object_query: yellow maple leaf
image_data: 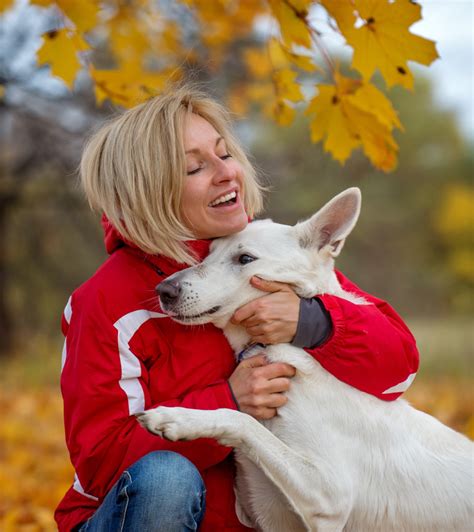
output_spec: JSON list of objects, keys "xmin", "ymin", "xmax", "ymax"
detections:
[
  {"xmin": 56, "ymin": 0, "xmax": 99, "ymax": 33},
  {"xmin": 90, "ymin": 66, "xmax": 178, "ymax": 107},
  {"xmin": 245, "ymin": 81, "xmax": 275, "ymax": 104},
  {"xmin": 108, "ymin": 7, "xmax": 150, "ymax": 67},
  {"xmin": 31, "ymin": 0, "xmax": 98, "ymax": 32},
  {"xmin": 191, "ymin": 0, "xmax": 264, "ymax": 48},
  {"xmin": 306, "ymin": 74, "xmax": 400, "ymax": 171},
  {"xmin": 243, "ymin": 47, "xmax": 272, "ymax": 79},
  {"xmin": 268, "ymin": 37, "xmax": 316, "ymax": 73},
  {"xmin": 288, "ymin": 0, "xmax": 313, "ymax": 11},
  {"xmin": 306, "ymin": 84, "xmax": 361, "ymax": 163},
  {"xmin": 37, "ymin": 29, "xmax": 89, "ymax": 88},
  {"xmin": 273, "ymin": 68, "xmax": 304, "ymax": 103},
  {"xmin": 271, "ymin": 99, "xmax": 296, "ymax": 126},
  {"xmin": 346, "ymin": 82, "xmax": 403, "ymax": 131},
  {"xmin": 0, "ymin": 0, "xmax": 15, "ymax": 15},
  {"xmin": 319, "ymin": 0, "xmax": 356, "ymax": 33},
  {"xmin": 241, "ymin": 75, "xmax": 297, "ymax": 127},
  {"xmin": 268, "ymin": 0, "xmax": 312, "ymax": 49},
  {"xmin": 344, "ymin": 102, "xmax": 399, "ymax": 171},
  {"xmin": 160, "ymin": 20, "xmax": 182, "ymax": 55},
  {"xmin": 323, "ymin": 0, "xmax": 439, "ymax": 89},
  {"xmin": 29, "ymin": 0, "xmax": 55, "ymax": 5}
]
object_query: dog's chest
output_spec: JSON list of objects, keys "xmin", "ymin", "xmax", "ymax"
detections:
[{"xmin": 257, "ymin": 348, "xmax": 339, "ymax": 447}]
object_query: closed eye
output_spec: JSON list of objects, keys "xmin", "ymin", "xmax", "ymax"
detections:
[
  {"xmin": 187, "ymin": 167, "xmax": 202, "ymax": 175},
  {"xmin": 187, "ymin": 154, "xmax": 231, "ymax": 175}
]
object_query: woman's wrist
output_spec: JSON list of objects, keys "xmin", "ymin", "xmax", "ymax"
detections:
[{"xmin": 291, "ymin": 297, "xmax": 332, "ymax": 349}]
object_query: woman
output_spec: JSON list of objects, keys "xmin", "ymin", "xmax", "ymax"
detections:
[{"xmin": 55, "ymin": 85, "xmax": 419, "ymax": 531}]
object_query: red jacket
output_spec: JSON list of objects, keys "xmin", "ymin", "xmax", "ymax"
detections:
[{"xmin": 55, "ymin": 220, "xmax": 419, "ymax": 531}]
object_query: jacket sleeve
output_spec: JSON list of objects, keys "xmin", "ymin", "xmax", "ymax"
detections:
[
  {"xmin": 60, "ymin": 290, "xmax": 237, "ymax": 502},
  {"xmin": 304, "ymin": 270, "xmax": 419, "ymax": 401}
]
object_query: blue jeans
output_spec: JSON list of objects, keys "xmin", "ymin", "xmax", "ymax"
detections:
[{"xmin": 78, "ymin": 451, "xmax": 206, "ymax": 531}]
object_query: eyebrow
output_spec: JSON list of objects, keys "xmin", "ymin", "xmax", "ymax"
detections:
[{"xmin": 185, "ymin": 136, "xmax": 224, "ymax": 155}]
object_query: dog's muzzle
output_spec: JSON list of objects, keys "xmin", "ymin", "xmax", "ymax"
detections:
[
  {"xmin": 156, "ymin": 279, "xmax": 221, "ymax": 321},
  {"xmin": 156, "ymin": 279, "xmax": 181, "ymax": 307}
]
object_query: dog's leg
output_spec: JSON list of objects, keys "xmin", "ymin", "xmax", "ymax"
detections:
[
  {"xmin": 138, "ymin": 406, "xmax": 351, "ymax": 531},
  {"xmin": 234, "ymin": 451, "xmax": 306, "ymax": 532}
]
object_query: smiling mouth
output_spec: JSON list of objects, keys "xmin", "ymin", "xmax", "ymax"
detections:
[
  {"xmin": 209, "ymin": 191, "xmax": 238, "ymax": 208},
  {"xmin": 171, "ymin": 305, "xmax": 221, "ymax": 322}
]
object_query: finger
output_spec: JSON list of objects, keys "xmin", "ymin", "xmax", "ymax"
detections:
[
  {"xmin": 248, "ymin": 334, "xmax": 269, "ymax": 345},
  {"xmin": 248, "ymin": 331, "xmax": 281, "ymax": 345},
  {"xmin": 250, "ymin": 407, "xmax": 277, "ymax": 420},
  {"xmin": 250, "ymin": 331, "xmax": 293, "ymax": 346},
  {"xmin": 258, "ymin": 393, "xmax": 288, "ymax": 410},
  {"xmin": 250, "ymin": 276, "xmax": 293, "ymax": 293},
  {"xmin": 237, "ymin": 296, "xmax": 280, "ymax": 326},
  {"xmin": 263, "ymin": 377, "xmax": 292, "ymax": 394},
  {"xmin": 231, "ymin": 302, "xmax": 258, "ymax": 324},
  {"xmin": 258, "ymin": 362, "xmax": 296, "ymax": 379},
  {"xmin": 269, "ymin": 393, "xmax": 288, "ymax": 409},
  {"xmin": 240, "ymin": 353, "xmax": 268, "ymax": 368},
  {"xmin": 239, "ymin": 314, "xmax": 263, "ymax": 328},
  {"xmin": 245, "ymin": 323, "xmax": 270, "ymax": 336}
]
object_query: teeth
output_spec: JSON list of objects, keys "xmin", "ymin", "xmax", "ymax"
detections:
[{"xmin": 209, "ymin": 191, "xmax": 237, "ymax": 207}]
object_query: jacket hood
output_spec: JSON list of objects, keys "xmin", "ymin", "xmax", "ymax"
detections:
[
  {"xmin": 101, "ymin": 214, "xmax": 212, "ymax": 265},
  {"xmin": 102, "ymin": 214, "xmax": 126, "ymax": 254}
]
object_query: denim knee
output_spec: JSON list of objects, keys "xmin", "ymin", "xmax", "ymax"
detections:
[
  {"xmin": 79, "ymin": 451, "xmax": 206, "ymax": 531},
  {"xmin": 127, "ymin": 450, "xmax": 205, "ymax": 503},
  {"xmin": 122, "ymin": 451, "xmax": 206, "ymax": 529}
]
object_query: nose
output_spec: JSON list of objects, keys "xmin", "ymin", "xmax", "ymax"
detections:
[
  {"xmin": 212, "ymin": 156, "xmax": 235, "ymax": 184},
  {"xmin": 156, "ymin": 279, "xmax": 181, "ymax": 305}
]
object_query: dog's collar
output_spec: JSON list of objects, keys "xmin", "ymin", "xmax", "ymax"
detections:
[{"xmin": 236, "ymin": 342, "xmax": 266, "ymax": 363}]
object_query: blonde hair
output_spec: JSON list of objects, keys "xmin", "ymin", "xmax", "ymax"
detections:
[{"xmin": 80, "ymin": 85, "xmax": 265, "ymax": 264}]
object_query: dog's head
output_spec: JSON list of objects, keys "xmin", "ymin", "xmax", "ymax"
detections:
[{"xmin": 157, "ymin": 188, "xmax": 361, "ymax": 328}]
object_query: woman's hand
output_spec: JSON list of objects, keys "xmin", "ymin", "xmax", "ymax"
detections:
[
  {"xmin": 228, "ymin": 354, "xmax": 296, "ymax": 420},
  {"xmin": 230, "ymin": 277, "xmax": 300, "ymax": 345}
]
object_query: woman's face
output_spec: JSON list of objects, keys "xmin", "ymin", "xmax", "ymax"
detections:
[{"xmin": 180, "ymin": 113, "xmax": 248, "ymax": 239}]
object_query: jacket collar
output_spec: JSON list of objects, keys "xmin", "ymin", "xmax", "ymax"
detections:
[{"xmin": 101, "ymin": 214, "xmax": 212, "ymax": 274}]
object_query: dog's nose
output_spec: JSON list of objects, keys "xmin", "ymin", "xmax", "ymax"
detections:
[{"xmin": 156, "ymin": 279, "xmax": 181, "ymax": 305}]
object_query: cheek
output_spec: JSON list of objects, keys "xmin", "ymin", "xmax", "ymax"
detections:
[
  {"xmin": 233, "ymin": 162, "xmax": 245, "ymax": 185},
  {"xmin": 181, "ymin": 181, "xmax": 205, "ymax": 216}
]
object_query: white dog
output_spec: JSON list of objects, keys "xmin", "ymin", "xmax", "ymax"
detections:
[{"xmin": 138, "ymin": 188, "xmax": 473, "ymax": 532}]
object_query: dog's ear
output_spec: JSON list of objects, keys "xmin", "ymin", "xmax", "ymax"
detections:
[{"xmin": 295, "ymin": 188, "xmax": 361, "ymax": 257}]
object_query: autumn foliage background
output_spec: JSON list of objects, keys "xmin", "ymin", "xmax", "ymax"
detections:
[{"xmin": 0, "ymin": 0, "xmax": 472, "ymax": 530}]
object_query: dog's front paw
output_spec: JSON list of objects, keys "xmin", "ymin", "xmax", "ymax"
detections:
[{"xmin": 136, "ymin": 406, "xmax": 199, "ymax": 441}]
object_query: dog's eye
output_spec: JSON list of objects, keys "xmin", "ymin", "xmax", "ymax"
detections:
[{"xmin": 237, "ymin": 254, "xmax": 256, "ymax": 265}]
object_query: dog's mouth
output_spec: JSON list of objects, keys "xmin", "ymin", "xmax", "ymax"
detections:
[{"xmin": 167, "ymin": 305, "xmax": 221, "ymax": 323}]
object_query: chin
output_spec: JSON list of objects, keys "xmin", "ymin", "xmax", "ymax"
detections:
[
  {"xmin": 220, "ymin": 217, "xmax": 248, "ymax": 237},
  {"xmin": 195, "ymin": 212, "xmax": 248, "ymax": 239}
]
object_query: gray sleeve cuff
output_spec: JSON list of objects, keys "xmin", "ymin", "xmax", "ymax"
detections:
[{"xmin": 291, "ymin": 297, "xmax": 332, "ymax": 349}]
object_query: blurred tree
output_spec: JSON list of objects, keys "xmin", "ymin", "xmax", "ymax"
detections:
[
  {"xmin": 434, "ymin": 181, "xmax": 474, "ymax": 311},
  {"xmin": 0, "ymin": 2, "xmax": 108, "ymax": 355},
  {"xmin": 0, "ymin": 89, "xmax": 103, "ymax": 356}
]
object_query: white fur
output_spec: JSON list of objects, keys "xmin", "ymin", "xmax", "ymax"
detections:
[{"xmin": 138, "ymin": 188, "xmax": 473, "ymax": 532}]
